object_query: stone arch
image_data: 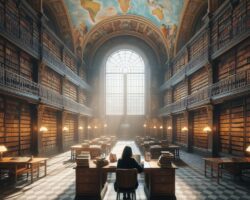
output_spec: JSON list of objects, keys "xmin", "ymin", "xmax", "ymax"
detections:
[{"xmin": 81, "ymin": 15, "xmax": 169, "ymax": 66}]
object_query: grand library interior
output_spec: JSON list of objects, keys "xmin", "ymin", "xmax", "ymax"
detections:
[{"xmin": 0, "ymin": 0, "xmax": 250, "ymax": 200}]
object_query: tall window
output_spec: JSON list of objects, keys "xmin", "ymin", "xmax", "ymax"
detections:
[{"xmin": 106, "ymin": 49, "xmax": 145, "ymax": 115}]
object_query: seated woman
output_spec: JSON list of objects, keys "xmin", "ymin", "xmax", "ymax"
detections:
[{"xmin": 114, "ymin": 146, "xmax": 143, "ymax": 200}]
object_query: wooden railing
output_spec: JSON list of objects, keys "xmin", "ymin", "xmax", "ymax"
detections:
[
  {"xmin": 0, "ymin": 64, "xmax": 93, "ymax": 116},
  {"xmin": 159, "ymin": 70, "xmax": 250, "ymax": 116}
]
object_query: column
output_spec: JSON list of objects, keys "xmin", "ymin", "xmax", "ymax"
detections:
[
  {"xmin": 184, "ymin": 111, "xmax": 192, "ymax": 152},
  {"xmin": 33, "ymin": 105, "xmax": 45, "ymax": 155}
]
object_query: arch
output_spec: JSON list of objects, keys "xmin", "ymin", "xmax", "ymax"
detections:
[
  {"xmin": 174, "ymin": 0, "xmax": 208, "ymax": 54},
  {"xmin": 82, "ymin": 15, "xmax": 169, "ymax": 67},
  {"xmin": 43, "ymin": 0, "xmax": 75, "ymax": 51},
  {"xmin": 89, "ymin": 35, "xmax": 161, "ymax": 118}
]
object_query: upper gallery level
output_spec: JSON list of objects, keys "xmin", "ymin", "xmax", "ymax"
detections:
[
  {"xmin": 0, "ymin": 0, "xmax": 91, "ymax": 92},
  {"xmin": 159, "ymin": 0, "xmax": 250, "ymax": 116}
]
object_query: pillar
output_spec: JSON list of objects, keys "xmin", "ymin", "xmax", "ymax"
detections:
[{"xmin": 185, "ymin": 111, "xmax": 192, "ymax": 152}]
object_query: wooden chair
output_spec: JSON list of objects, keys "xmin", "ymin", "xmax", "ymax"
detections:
[{"xmin": 116, "ymin": 168, "xmax": 138, "ymax": 200}]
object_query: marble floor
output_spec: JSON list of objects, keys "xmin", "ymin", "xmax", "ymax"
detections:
[{"xmin": 0, "ymin": 141, "xmax": 250, "ymax": 200}]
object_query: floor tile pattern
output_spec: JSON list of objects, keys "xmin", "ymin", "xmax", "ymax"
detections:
[{"xmin": 0, "ymin": 141, "xmax": 250, "ymax": 200}]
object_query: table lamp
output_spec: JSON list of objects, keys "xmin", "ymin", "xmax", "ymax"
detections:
[{"xmin": 0, "ymin": 145, "xmax": 7, "ymax": 160}]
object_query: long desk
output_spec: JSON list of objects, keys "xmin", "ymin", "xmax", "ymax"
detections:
[
  {"xmin": 203, "ymin": 157, "xmax": 250, "ymax": 183},
  {"xmin": 75, "ymin": 160, "xmax": 177, "ymax": 200},
  {"xmin": 0, "ymin": 157, "xmax": 48, "ymax": 183}
]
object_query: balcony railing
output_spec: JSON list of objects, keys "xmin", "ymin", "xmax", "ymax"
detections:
[
  {"xmin": 159, "ymin": 70, "xmax": 250, "ymax": 116},
  {"xmin": 0, "ymin": 64, "xmax": 92, "ymax": 116},
  {"xmin": 160, "ymin": 27, "xmax": 209, "ymax": 91},
  {"xmin": 42, "ymin": 46, "xmax": 91, "ymax": 92},
  {"xmin": 0, "ymin": 64, "xmax": 39, "ymax": 98}
]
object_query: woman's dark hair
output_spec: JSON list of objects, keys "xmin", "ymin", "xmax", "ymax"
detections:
[{"xmin": 122, "ymin": 146, "xmax": 132, "ymax": 160}]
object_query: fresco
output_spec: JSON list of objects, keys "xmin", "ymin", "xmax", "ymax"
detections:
[{"xmin": 64, "ymin": 0, "xmax": 184, "ymax": 53}]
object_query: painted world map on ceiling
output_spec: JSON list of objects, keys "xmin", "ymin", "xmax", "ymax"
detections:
[{"xmin": 64, "ymin": 0, "xmax": 184, "ymax": 53}]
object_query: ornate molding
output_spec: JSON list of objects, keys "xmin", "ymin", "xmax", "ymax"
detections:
[{"xmin": 82, "ymin": 15, "xmax": 169, "ymax": 66}]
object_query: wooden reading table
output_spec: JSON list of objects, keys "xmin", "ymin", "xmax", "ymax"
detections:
[
  {"xmin": 203, "ymin": 157, "xmax": 250, "ymax": 183},
  {"xmin": 75, "ymin": 160, "xmax": 177, "ymax": 200},
  {"xmin": 0, "ymin": 157, "xmax": 48, "ymax": 183}
]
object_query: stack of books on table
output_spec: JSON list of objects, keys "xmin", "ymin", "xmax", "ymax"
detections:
[{"xmin": 76, "ymin": 151, "xmax": 90, "ymax": 167}]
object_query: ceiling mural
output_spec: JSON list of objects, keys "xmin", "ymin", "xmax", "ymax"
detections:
[{"xmin": 64, "ymin": 0, "xmax": 184, "ymax": 56}]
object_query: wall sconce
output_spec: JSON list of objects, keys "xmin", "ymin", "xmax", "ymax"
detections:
[
  {"xmin": 0, "ymin": 145, "xmax": 7, "ymax": 160},
  {"xmin": 104, "ymin": 123, "xmax": 107, "ymax": 128},
  {"xmin": 159, "ymin": 126, "xmax": 163, "ymax": 129},
  {"xmin": 246, "ymin": 145, "xmax": 250, "ymax": 153},
  {"xmin": 153, "ymin": 125, "xmax": 157, "ymax": 129},
  {"xmin": 181, "ymin": 127, "xmax": 188, "ymax": 132},
  {"xmin": 63, "ymin": 127, "xmax": 69, "ymax": 131},
  {"xmin": 203, "ymin": 126, "xmax": 212, "ymax": 133},
  {"xmin": 143, "ymin": 124, "xmax": 147, "ymax": 128},
  {"xmin": 39, "ymin": 126, "xmax": 48, "ymax": 132},
  {"xmin": 87, "ymin": 125, "xmax": 91, "ymax": 129},
  {"xmin": 78, "ymin": 126, "xmax": 83, "ymax": 130},
  {"xmin": 167, "ymin": 126, "xmax": 172, "ymax": 130}
]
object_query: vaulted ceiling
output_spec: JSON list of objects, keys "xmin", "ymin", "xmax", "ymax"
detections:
[
  {"xmin": 44, "ymin": 0, "xmax": 209, "ymax": 65},
  {"xmin": 64, "ymin": 0, "xmax": 184, "ymax": 30},
  {"xmin": 63, "ymin": 0, "xmax": 184, "ymax": 63}
]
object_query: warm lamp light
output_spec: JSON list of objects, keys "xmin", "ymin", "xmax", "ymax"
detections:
[
  {"xmin": 159, "ymin": 126, "xmax": 163, "ymax": 129},
  {"xmin": 203, "ymin": 126, "xmax": 212, "ymax": 133},
  {"xmin": 0, "ymin": 145, "xmax": 7, "ymax": 160},
  {"xmin": 181, "ymin": 127, "xmax": 188, "ymax": 132},
  {"xmin": 79, "ymin": 126, "xmax": 83, "ymax": 130},
  {"xmin": 246, "ymin": 146, "xmax": 250, "ymax": 152},
  {"xmin": 104, "ymin": 123, "xmax": 107, "ymax": 128},
  {"xmin": 39, "ymin": 126, "xmax": 48, "ymax": 132},
  {"xmin": 87, "ymin": 125, "xmax": 91, "ymax": 129},
  {"xmin": 153, "ymin": 125, "xmax": 157, "ymax": 129},
  {"xmin": 143, "ymin": 124, "xmax": 147, "ymax": 128},
  {"xmin": 167, "ymin": 126, "xmax": 172, "ymax": 130},
  {"xmin": 63, "ymin": 127, "xmax": 69, "ymax": 131},
  {"xmin": 94, "ymin": 126, "xmax": 98, "ymax": 129}
]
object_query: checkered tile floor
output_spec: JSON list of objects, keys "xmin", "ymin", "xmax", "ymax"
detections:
[{"xmin": 0, "ymin": 141, "xmax": 250, "ymax": 200}]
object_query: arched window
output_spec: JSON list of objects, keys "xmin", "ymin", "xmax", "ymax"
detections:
[{"xmin": 106, "ymin": 49, "xmax": 145, "ymax": 115}]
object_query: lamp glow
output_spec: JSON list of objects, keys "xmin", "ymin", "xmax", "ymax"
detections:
[
  {"xmin": 63, "ymin": 127, "xmax": 69, "ymax": 131},
  {"xmin": 159, "ymin": 126, "xmax": 163, "ymax": 129},
  {"xmin": 104, "ymin": 123, "xmax": 107, "ymax": 128},
  {"xmin": 39, "ymin": 126, "xmax": 48, "ymax": 132},
  {"xmin": 153, "ymin": 126, "xmax": 157, "ymax": 129},
  {"xmin": 87, "ymin": 125, "xmax": 91, "ymax": 129},
  {"xmin": 94, "ymin": 126, "xmax": 98, "ymax": 129},
  {"xmin": 203, "ymin": 126, "xmax": 212, "ymax": 133},
  {"xmin": 143, "ymin": 124, "xmax": 147, "ymax": 128},
  {"xmin": 246, "ymin": 146, "xmax": 250, "ymax": 152},
  {"xmin": 181, "ymin": 127, "xmax": 188, "ymax": 132},
  {"xmin": 0, "ymin": 145, "xmax": 7, "ymax": 160},
  {"xmin": 79, "ymin": 126, "xmax": 83, "ymax": 130},
  {"xmin": 167, "ymin": 126, "xmax": 172, "ymax": 130}
]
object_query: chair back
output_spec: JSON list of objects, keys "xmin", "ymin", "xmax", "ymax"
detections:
[{"xmin": 116, "ymin": 168, "xmax": 137, "ymax": 189}]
